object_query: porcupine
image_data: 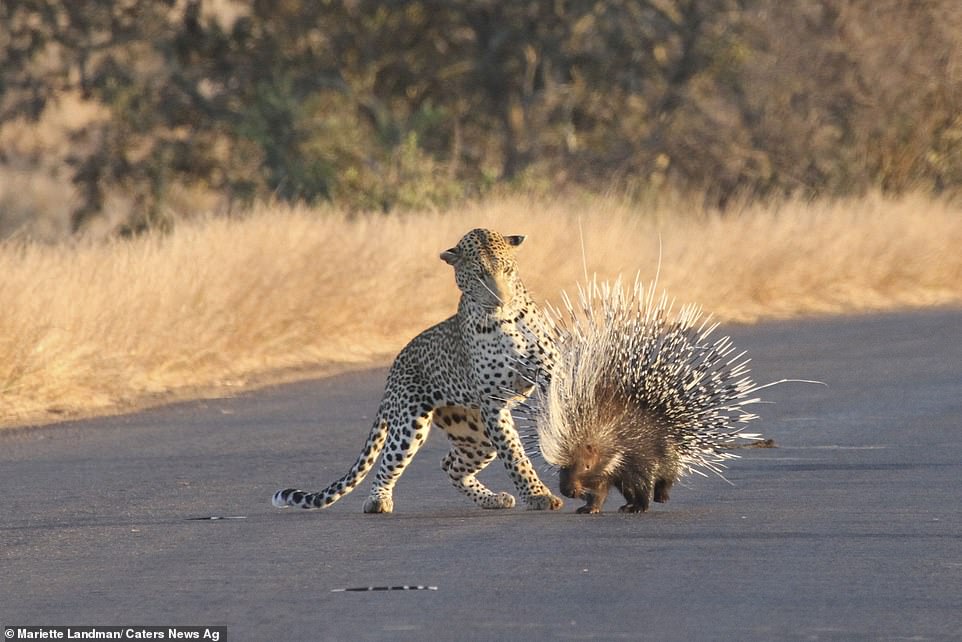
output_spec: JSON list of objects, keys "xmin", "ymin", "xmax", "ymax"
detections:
[{"xmin": 517, "ymin": 276, "xmax": 794, "ymax": 514}]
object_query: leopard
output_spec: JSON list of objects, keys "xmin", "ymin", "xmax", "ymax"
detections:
[{"xmin": 272, "ymin": 228, "xmax": 564, "ymax": 513}]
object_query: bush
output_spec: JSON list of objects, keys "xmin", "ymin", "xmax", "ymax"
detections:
[{"xmin": 2, "ymin": 1, "xmax": 961, "ymax": 237}]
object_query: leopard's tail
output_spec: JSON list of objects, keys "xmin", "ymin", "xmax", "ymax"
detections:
[{"xmin": 272, "ymin": 416, "xmax": 390, "ymax": 510}]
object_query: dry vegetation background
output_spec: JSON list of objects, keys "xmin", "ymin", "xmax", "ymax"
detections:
[
  {"xmin": 3, "ymin": 194, "xmax": 961, "ymax": 428},
  {"xmin": 2, "ymin": 1, "xmax": 962, "ymax": 427}
]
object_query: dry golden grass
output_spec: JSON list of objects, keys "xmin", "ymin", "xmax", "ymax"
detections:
[{"xmin": 2, "ymin": 192, "xmax": 960, "ymax": 428}]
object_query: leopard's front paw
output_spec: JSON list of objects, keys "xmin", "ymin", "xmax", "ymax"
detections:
[{"xmin": 525, "ymin": 493, "xmax": 564, "ymax": 511}]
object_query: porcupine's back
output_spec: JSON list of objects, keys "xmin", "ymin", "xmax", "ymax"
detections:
[{"xmin": 526, "ymin": 276, "xmax": 763, "ymax": 492}]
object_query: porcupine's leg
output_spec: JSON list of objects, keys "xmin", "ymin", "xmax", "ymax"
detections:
[
  {"xmin": 617, "ymin": 478, "xmax": 652, "ymax": 513},
  {"xmin": 576, "ymin": 486, "xmax": 609, "ymax": 514},
  {"xmin": 435, "ymin": 407, "xmax": 515, "ymax": 508},
  {"xmin": 653, "ymin": 477, "xmax": 673, "ymax": 503}
]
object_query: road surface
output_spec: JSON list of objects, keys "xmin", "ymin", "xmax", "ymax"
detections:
[{"xmin": 2, "ymin": 309, "xmax": 961, "ymax": 640}]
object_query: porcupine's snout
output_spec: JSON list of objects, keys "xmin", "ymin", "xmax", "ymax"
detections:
[
  {"xmin": 558, "ymin": 467, "xmax": 584, "ymax": 499},
  {"xmin": 557, "ymin": 442, "xmax": 605, "ymax": 499}
]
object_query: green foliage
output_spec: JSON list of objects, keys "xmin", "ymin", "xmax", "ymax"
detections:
[{"xmin": 2, "ymin": 0, "xmax": 962, "ymax": 234}]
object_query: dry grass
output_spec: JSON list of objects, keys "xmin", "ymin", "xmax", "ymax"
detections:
[{"xmin": 2, "ymin": 192, "xmax": 961, "ymax": 428}]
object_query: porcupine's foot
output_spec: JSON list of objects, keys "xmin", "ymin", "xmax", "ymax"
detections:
[
  {"xmin": 525, "ymin": 493, "xmax": 564, "ymax": 510},
  {"xmin": 653, "ymin": 478, "xmax": 672, "ymax": 503},
  {"xmin": 617, "ymin": 503, "xmax": 649, "ymax": 513},
  {"xmin": 572, "ymin": 489, "xmax": 606, "ymax": 514}
]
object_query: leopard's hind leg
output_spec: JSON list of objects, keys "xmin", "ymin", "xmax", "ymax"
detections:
[
  {"xmin": 363, "ymin": 408, "xmax": 433, "ymax": 513},
  {"xmin": 436, "ymin": 407, "xmax": 515, "ymax": 509}
]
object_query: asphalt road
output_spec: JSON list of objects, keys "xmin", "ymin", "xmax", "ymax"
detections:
[{"xmin": 2, "ymin": 309, "xmax": 961, "ymax": 641}]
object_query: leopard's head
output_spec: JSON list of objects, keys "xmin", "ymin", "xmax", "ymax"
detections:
[{"xmin": 441, "ymin": 228, "xmax": 527, "ymax": 310}]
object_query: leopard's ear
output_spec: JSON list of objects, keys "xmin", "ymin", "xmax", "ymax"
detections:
[
  {"xmin": 504, "ymin": 234, "xmax": 526, "ymax": 248},
  {"xmin": 440, "ymin": 247, "xmax": 459, "ymax": 265}
]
